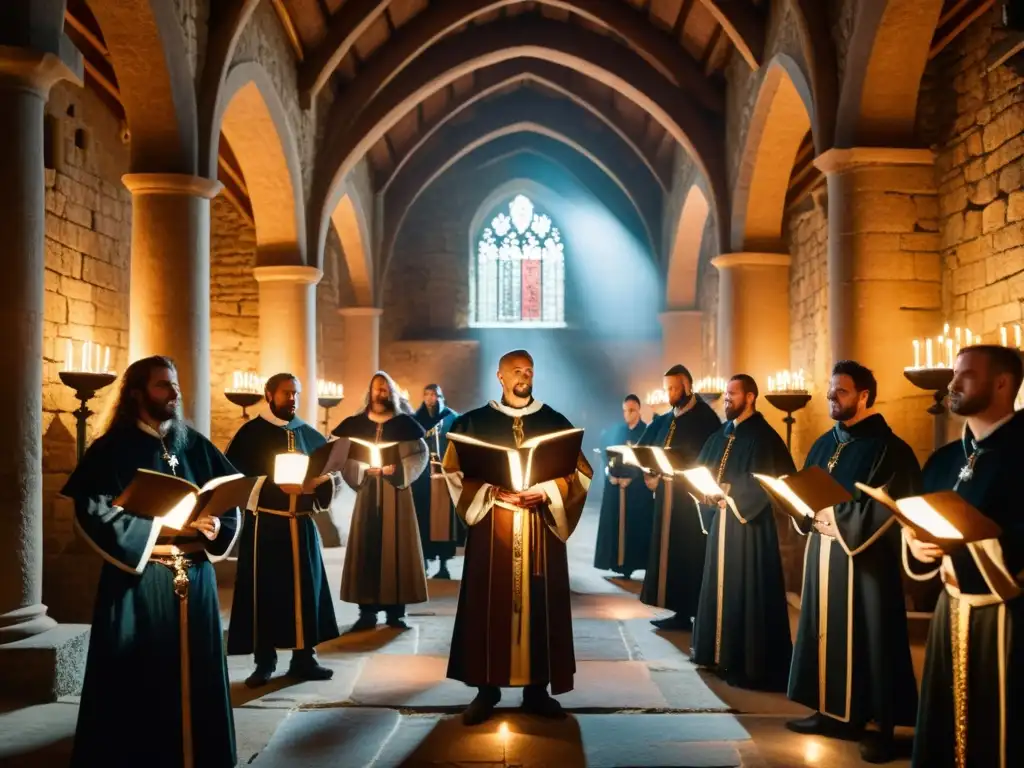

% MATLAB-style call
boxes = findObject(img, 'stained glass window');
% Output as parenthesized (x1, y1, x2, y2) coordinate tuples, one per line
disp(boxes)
(470, 194, 566, 327)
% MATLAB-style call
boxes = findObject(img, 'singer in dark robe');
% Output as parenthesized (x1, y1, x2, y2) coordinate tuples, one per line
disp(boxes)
(787, 360, 920, 764)
(226, 373, 343, 687)
(691, 375, 794, 691)
(442, 349, 592, 725)
(412, 384, 462, 578)
(637, 364, 721, 629)
(61, 356, 242, 768)
(334, 372, 429, 630)
(903, 346, 1024, 768)
(594, 393, 653, 579)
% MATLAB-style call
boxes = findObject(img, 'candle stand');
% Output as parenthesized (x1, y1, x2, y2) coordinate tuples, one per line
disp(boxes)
(318, 395, 343, 436)
(904, 368, 955, 451)
(765, 392, 812, 453)
(59, 370, 117, 460)
(225, 391, 262, 420)
(697, 391, 722, 404)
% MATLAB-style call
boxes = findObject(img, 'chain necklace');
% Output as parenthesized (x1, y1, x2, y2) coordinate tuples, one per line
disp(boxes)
(957, 440, 982, 486)
(159, 437, 179, 476)
(826, 439, 849, 474)
(715, 435, 736, 485)
(512, 416, 525, 448)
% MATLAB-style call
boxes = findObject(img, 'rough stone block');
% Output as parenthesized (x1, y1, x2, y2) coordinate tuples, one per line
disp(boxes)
(983, 199, 1007, 232)
(985, 135, 1024, 175)
(993, 222, 1024, 252)
(67, 298, 95, 326)
(953, 262, 987, 294)
(967, 281, 1009, 312)
(1008, 190, 1024, 222)
(44, 291, 67, 324)
(999, 163, 1021, 193)
(986, 247, 1024, 283)
(971, 176, 999, 206)
(963, 159, 985, 183)
(964, 209, 983, 239)
(0, 625, 90, 704)
(957, 236, 991, 265)
(81, 256, 120, 291)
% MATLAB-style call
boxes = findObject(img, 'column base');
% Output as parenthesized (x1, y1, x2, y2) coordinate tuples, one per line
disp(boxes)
(0, 604, 57, 643)
(0, 624, 90, 703)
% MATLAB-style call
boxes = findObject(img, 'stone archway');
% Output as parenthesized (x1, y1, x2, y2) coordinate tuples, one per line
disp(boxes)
(666, 185, 710, 311)
(836, 0, 945, 147)
(731, 54, 814, 253)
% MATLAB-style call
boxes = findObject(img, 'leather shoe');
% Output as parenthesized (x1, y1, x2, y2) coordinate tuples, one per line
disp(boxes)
(244, 663, 275, 688)
(287, 660, 334, 681)
(521, 686, 566, 719)
(347, 614, 378, 633)
(785, 712, 829, 735)
(859, 731, 895, 764)
(462, 688, 501, 725)
(651, 614, 692, 631)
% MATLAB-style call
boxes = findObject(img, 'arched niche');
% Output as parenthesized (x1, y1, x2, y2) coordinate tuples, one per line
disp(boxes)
(731, 54, 814, 253)
(836, 0, 944, 147)
(666, 185, 710, 310)
(213, 62, 306, 265)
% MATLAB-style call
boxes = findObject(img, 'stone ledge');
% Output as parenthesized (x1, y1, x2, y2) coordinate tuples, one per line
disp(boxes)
(0, 624, 90, 704)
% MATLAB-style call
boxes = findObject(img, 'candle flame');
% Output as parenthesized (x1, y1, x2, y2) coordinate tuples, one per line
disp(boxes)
(767, 369, 807, 393)
(227, 371, 264, 394)
(64, 340, 115, 374)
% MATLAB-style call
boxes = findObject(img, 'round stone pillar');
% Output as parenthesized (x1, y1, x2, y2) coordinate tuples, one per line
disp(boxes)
(123, 173, 222, 436)
(0, 46, 78, 641)
(253, 265, 322, 425)
(712, 252, 791, 382)
(815, 148, 940, 445)
(657, 309, 703, 373)
(337, 306, 382, 418)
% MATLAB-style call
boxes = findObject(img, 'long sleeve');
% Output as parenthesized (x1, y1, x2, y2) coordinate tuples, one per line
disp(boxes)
(537, 452, 594, 542)
(728, 437, 797, 524)
(832, 441, 921, 557)
(312, 472, 345, 513)
(205, 508, 241, 562)
(385, 438, 429, 490)
(441, 440, 496, 526)
(73, 494, 161, 574)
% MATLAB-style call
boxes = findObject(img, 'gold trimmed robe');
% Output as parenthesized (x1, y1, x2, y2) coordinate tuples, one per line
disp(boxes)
(442, 399, 592, 694)
(334, 412, 429, 607)
(908, 412, 1024, 768)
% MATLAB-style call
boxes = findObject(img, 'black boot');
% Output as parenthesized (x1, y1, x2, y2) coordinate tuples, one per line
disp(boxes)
(245, 648, 277, 688)
(859, 730, 895, 763)
(385, 606, 409, 630)
(462, 686, 501, 725)
(348, 606, 378, 633)
(651, 613, 692, 630)
(287, 648, 334, 681)
(436, 559, 451, 580)
(521, 684, 565, 718)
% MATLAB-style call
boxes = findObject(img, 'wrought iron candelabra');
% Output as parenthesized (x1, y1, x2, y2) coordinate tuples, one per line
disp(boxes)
(765, 392, 812, 453)
(59, 370, 117, 460)
(318, 395, 343, 436)
(903, 367, 955, 451)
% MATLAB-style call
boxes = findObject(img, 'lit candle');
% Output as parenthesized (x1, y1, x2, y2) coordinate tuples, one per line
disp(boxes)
(926, 338, 933, 367)
(103, 346, 110, 373)
(944, 323, 950, 340)
(966, 329, 973, 346)
(1016, 324, 1022, 349)
(81, 341, 89, 372)
(913, 339, 920, 368)
(65, 339, 72, 371)
(946, 339, 953, 368)
(1001, 326, 1008, 347)
(955, 327, 962, 352)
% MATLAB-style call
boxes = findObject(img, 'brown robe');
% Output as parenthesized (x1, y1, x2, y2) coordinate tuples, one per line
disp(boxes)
(442, 399, 592, 694)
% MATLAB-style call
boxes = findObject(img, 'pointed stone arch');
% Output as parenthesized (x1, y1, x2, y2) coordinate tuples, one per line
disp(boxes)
(836, 0, 945, 147)
(86, 0, 199, 173)
(731, 54, 814, 253)
(213, 62, 306, 265)
(666, 185, 710, 310)
(330, 190, 374, 307)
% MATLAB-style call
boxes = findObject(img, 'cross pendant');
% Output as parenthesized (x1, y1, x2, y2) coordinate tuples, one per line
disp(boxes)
(165, 453, 179, 471)
(957, 464, 973, 482)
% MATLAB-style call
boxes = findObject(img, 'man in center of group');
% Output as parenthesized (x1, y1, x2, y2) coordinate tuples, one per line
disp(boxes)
(442, 349, 592, 725)
(637, 364, 720, 630)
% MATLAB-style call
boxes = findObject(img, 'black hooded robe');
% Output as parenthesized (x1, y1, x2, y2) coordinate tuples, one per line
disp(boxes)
(412, 403, 463, 560)
(593, 419, 653, 575)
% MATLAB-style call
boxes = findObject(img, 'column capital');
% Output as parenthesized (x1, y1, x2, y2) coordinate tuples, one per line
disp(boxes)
(253, 264, 322, 286)
(337, 306, 383, 318)
(0, 44, 82, 95)
(711, 252, 791, 270)
(814, 147, 935, 175)
(122, 173, 223, 199)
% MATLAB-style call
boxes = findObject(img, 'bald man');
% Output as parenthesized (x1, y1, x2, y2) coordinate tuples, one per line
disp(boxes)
(442, 349, 593, 725)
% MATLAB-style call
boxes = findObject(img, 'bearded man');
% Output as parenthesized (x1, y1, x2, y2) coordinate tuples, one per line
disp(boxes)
(226, 372, 343, 687)
(333, 371, 429, 631)
(61, 356, 242, 767)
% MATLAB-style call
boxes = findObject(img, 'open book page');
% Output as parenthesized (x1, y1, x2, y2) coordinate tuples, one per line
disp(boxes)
(754, 474, 814, 518)
(349, 437, 400, 469)
(754, 466, 852, 522)
(113, 469, 199, 519)
(855, 483, 1003, 545)
(519, 428, 583, 448)
(680, 466, 726, 499)
(607, 445, 649, 472)
(523, 429, 584, 489)
(194, 475, 259, 520)
(446, 433, 518, 490)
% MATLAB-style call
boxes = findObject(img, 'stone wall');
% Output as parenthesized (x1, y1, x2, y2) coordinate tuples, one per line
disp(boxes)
(209, 196, 259, 450)
(923, 8, 1024, 343)
(41, 80, 133, 622)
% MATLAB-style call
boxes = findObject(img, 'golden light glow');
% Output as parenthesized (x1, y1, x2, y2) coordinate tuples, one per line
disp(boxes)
(64, 339, 114, 374)
(227, 371, 265, 393)
(498, 721, 510, 740)
(274, 452, 309, 486)
(645, 388, 669, 406)
(694, 376, 726, 393)
(803, 739, 824, 765)
(767, 369, 807, 393)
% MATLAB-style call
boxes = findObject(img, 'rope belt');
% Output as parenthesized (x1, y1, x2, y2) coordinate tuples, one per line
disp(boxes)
(256, 506, 312, 518)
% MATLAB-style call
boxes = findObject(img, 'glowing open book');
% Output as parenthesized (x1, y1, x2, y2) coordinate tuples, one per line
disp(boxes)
(447, 428, 583, 492)
(607, 445, 688, 476)
(113, 470, 259, 530)
(678, 466, 730, 500)
(752, 466, 852, 521)
(855, 483, 1003, 546)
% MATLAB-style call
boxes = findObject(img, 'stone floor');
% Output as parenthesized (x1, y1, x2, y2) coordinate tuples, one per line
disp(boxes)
(0, 504, 922, 767)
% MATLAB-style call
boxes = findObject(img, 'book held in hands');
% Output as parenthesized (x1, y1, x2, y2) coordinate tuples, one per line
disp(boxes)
(855, 483, 1003, 547)
(607, 445, 687, 476)
(114, 470, 260, 530)
(678, 466, 731, 501)
(447, 428, 583, 491)
(297, 437, 403, 483)
(752, 465, 852, 521)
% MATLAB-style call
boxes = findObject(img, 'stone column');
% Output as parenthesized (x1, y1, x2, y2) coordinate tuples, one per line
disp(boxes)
(815, 148, 940, 451)
(657, 309, 703, 373)
(0, 44, 80, 643)
(337, 306, 382, 418)
(253, 265, 322, 425)
(123, 174, 222, 436)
